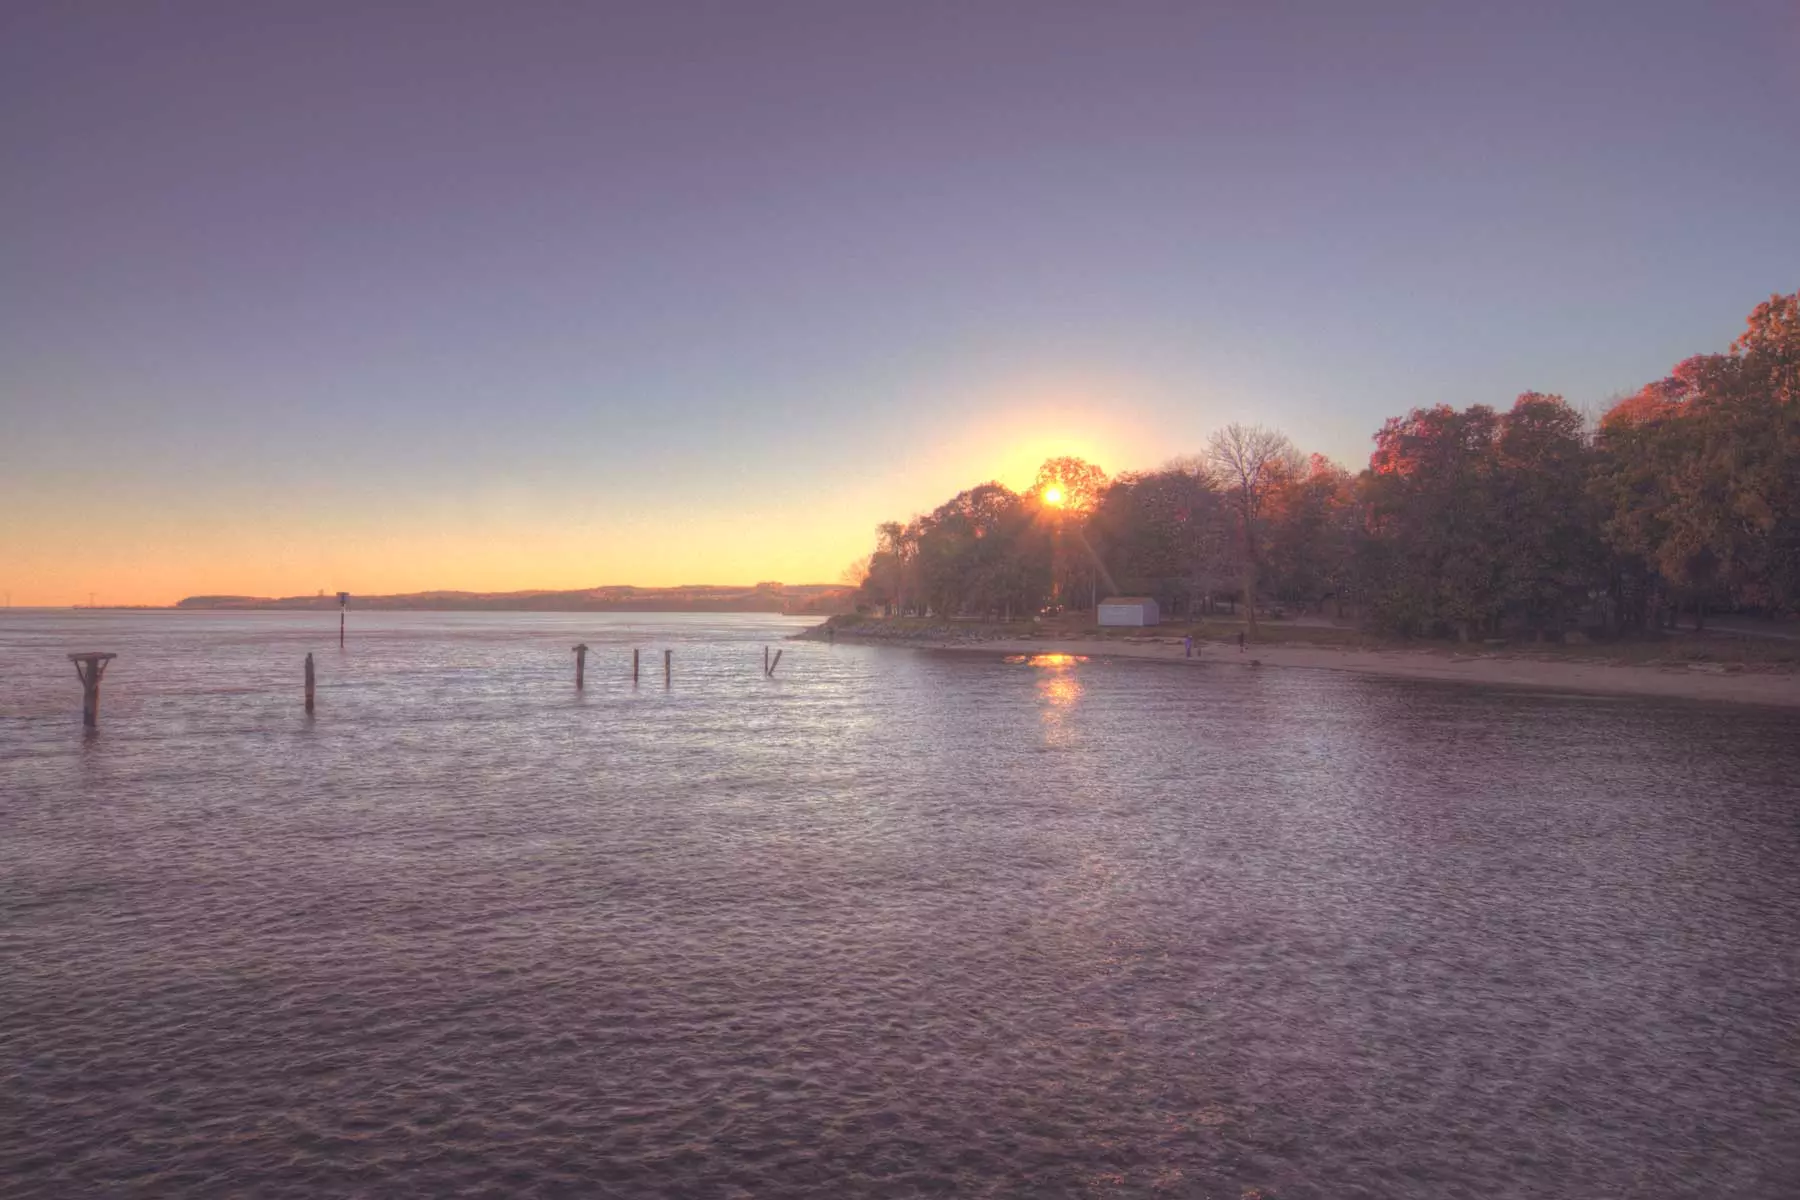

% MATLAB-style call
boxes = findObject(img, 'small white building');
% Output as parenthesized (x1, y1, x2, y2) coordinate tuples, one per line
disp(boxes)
(1097, 596, 1160, 627)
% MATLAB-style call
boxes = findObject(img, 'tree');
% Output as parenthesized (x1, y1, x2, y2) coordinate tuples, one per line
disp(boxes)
(1089, 467, 1231, 616)
(1207, 424, 1304, 633)
(1263, 454, 1359, 617)
(1027, 456, 1114, 608)
(1736, 291, 1799, 407)
(1593, 302, 1800, 627)
(1031, 456, 1109, 513)
(849, 287, 1798, 638)
(1494, 393, 1600, 636)
(1361, 404, 1506, 638)
(860, 520, 920, 615)
(1727, 292, 1800, 611)
(868, 483, 1055, 621)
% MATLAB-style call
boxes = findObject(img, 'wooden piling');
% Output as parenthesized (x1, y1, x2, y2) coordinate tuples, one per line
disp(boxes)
(67, 652, 116, 729)
(663, 649, 671, 686)
(764, 645, 770, 675)
(573, 643, 589, 689)
(633, 648, 640, 683)
(305, 652, 315, 713)
(768, 649, 783, 676)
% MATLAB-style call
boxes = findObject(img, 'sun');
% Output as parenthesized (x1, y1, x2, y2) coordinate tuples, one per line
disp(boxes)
(1042, 484, 1065, 507)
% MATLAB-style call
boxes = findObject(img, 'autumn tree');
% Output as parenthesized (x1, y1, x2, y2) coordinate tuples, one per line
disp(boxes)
(1726, 292, 1800, 611)
(1262, 454, 1360, 616)
(1493, 393, 1600, 635)
(1029, 456, 1115, 608)
(1592, 293, 1800, 625)
(1207, 424, 1304, 633)
(1031, 456, 1109, 513)
(1361, 404, 1507, 638)
(860, 520, 920, 615)
(915, 483, 1044, 618)
(1088, 466, 1231, 616)
(852, 286, 1797, 637)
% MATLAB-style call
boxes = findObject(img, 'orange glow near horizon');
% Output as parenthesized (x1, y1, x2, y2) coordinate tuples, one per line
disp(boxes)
(986, 436, 1118, 494)
(1, 435, 1143, 607)
(922, 371, 1163, 497)
(2, 374, 1173, 607)
(0, 501, 881, 608)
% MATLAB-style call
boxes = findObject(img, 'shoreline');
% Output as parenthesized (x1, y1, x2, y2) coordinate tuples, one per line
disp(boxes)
(807, 628, 1800, 709)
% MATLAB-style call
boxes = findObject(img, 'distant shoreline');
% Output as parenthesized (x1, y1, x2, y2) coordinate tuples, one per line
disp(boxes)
(803, 625, 1800, 710)
(33, 603, 834, 615)
(167, 603, 826, 614)
(61, 584, 856, 616)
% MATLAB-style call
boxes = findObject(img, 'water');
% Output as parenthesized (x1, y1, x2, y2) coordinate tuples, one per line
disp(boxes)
(3, 610, 1799, 1198)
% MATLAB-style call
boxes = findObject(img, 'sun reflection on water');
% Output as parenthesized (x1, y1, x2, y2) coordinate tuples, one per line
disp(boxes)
(1004, 653, 1089, 667)
(1040, 674, 1082, 707)
(1022, 654, 1084, 743)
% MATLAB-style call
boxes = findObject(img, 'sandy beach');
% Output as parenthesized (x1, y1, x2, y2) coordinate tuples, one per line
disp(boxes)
(810, 627, 1800, 709)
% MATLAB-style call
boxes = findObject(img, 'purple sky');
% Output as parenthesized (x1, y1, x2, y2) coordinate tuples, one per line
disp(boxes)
(4, 1, 1797, 603)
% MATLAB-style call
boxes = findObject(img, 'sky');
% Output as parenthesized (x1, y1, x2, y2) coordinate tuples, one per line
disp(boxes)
(3, 1, 1797, 606)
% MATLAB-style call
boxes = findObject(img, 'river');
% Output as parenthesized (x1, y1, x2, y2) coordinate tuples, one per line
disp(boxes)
(3, 610, 1797, 1197)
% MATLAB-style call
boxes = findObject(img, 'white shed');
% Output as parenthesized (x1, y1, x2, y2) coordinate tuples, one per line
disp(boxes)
(1097, 596, 1160, 627)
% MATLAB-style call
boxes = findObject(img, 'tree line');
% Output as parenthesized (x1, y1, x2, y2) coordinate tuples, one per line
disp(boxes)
(854, 291, 1799, 639)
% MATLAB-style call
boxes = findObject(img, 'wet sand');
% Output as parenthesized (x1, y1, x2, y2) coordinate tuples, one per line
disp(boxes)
(825, 631, 1800, 709)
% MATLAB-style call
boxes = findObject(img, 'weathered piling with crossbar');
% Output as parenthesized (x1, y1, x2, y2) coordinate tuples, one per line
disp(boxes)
(67, 652, 116, 729)
(305, 653, 315, 713)
(573, 643, 588, 689)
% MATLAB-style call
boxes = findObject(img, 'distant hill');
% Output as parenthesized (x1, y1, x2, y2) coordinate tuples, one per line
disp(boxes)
(175, 584, 853, 615)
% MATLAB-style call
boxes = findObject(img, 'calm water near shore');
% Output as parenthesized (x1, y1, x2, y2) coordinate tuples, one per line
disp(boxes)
(3, 610, 1799, 1197)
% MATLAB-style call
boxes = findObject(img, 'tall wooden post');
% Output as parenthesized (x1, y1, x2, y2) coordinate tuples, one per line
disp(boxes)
(305, 653, 315, 713)
(573, 643, 588, 689)
(663, 649, 671, 686)
(632, 648, 640, 683)
(768, 649, 783, 676)
(764, 645, 770, 675)
(338, 591, 349, 648)
(67, 652, 116, 729)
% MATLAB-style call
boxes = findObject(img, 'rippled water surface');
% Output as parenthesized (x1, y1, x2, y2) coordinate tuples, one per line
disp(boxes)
(4, 610, 1799, 1198)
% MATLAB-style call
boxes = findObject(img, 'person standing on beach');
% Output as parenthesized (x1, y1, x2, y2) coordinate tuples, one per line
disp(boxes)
(1184, 635, 1193, 658)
